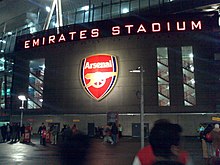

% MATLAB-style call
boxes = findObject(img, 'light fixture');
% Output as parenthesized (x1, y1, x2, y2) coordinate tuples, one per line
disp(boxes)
(18, 95, 27, 127)
(122, 8, 129, 14)
(46, 6, 51, 12)
(18, 95, 27, 101)
(0, 40, 6, 43)
(189, 53, 194, 58)
(129, 69, 141, 73)
(80, 5, 89, 11)
(7, 32, 12, 35)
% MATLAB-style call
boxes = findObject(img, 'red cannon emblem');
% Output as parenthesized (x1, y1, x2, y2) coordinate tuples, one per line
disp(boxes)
(80, 54, 118, 101)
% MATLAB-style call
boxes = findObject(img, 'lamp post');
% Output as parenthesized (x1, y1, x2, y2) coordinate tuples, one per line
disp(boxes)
(18, 95, 26, 127)
(130, 65, 145, 149)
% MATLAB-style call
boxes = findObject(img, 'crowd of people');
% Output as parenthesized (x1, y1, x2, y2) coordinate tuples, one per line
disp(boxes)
(0, 123, 26, 143)
(0, 121, 124, 146)
(198, 123, 220, 164)
(95, 122, 123, 145)
(37, 123, 81, 146)
(4, 120, 220, 164)
(2, 120, 220, 165)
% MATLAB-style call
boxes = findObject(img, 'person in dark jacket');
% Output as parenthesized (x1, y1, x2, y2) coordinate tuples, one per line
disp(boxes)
(132, 119, 193, 165)
(203, 124, 214, 159)
(1, 124, 6, 142)
(38, 123, 46, 144)
(20, 124, 25, 142)
(6, 123, 12, 141)
(111, 123, 118, 144)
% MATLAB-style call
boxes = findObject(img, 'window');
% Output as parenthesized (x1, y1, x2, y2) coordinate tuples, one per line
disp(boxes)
(181, 46, 196, 106)
(28, 59, 45, 109)
(157, 47, 170, 106)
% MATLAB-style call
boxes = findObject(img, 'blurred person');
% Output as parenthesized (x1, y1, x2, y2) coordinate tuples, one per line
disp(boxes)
(1, 124, 6, 142)
(111, 122, 118, 144)
(118, 124, 123, 138)
(41, 126, 47, 146)
(20, 124, 25, 143)
(50, 125, 59, 145)
(103, 123, 114, 144)
(0, 125, 2, 142)
(149, 122, 191, 165)
(38, 123, 46, 144)
(49, 125, 55, 144)
(63, 125, 72, 142)
(11, 123, 20, 142)
(203, 124, 214, 160)
(60, 124, 67, 141)
(210, 124, 220, 157)
(132, 119, 193, 165)
(72, 124, 78, 135)
(6, 123, 11, 141)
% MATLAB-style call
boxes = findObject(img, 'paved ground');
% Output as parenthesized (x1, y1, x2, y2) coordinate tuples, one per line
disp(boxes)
(0, 135, 205, 165)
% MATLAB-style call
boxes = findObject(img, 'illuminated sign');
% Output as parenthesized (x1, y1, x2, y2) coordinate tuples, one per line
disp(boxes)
(72, 119, 80, 122)
(80, 54, 118, 101)
(212, 117, 220, 122)
(45, 119, 53, 123)
(15, 12, 218, 51)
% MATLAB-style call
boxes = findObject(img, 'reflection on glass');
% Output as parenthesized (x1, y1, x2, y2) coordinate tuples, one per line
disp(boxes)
(157, 47, 170, 106)
(182, 46, 196, 106)
(28, 58, 45, 109)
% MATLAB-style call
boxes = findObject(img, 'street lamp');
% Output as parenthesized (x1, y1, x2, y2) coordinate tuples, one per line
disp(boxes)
(18, 95, 27, 127)
(130, 65, 145, 149)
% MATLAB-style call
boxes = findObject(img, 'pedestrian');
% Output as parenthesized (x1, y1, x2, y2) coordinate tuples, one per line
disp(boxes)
(118, 124, 123, 138)
(6, 123, 11, 141)
(149, 122, 189, 165)
(202, 124, 214, 161)
(0, 126, 2, 142)
(38, 123, 46, 144)
(1, 124, 6, 142)
(20, 124, 25, 142)
(11, 123, 19, 142)
(60, 124, 67, 141)
(50, 125, 58, 145)
(49, 125, 54, 144)
(103, 123, 114, 144)
(41, 127, 47, 146)
(72, 124, 78, 135)
(111, 122, 118, 144)
(16, 123, 21, 141)
(63, 125, 72, 142)
(132, 119, 193, 165)
(210, 124, 220, 157)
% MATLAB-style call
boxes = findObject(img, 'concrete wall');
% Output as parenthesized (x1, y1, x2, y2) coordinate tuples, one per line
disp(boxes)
(12, 32, 217, 115)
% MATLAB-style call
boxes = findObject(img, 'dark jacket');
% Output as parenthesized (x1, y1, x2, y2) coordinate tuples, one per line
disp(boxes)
(203, 124, 213, 143)
(111, 124, 118, 135)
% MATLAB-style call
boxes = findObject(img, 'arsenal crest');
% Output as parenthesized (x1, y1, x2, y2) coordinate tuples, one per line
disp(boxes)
(80, 54, 118, 101)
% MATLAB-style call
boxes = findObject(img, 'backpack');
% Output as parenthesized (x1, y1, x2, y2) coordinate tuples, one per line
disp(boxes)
(205, 132, 212, 142)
